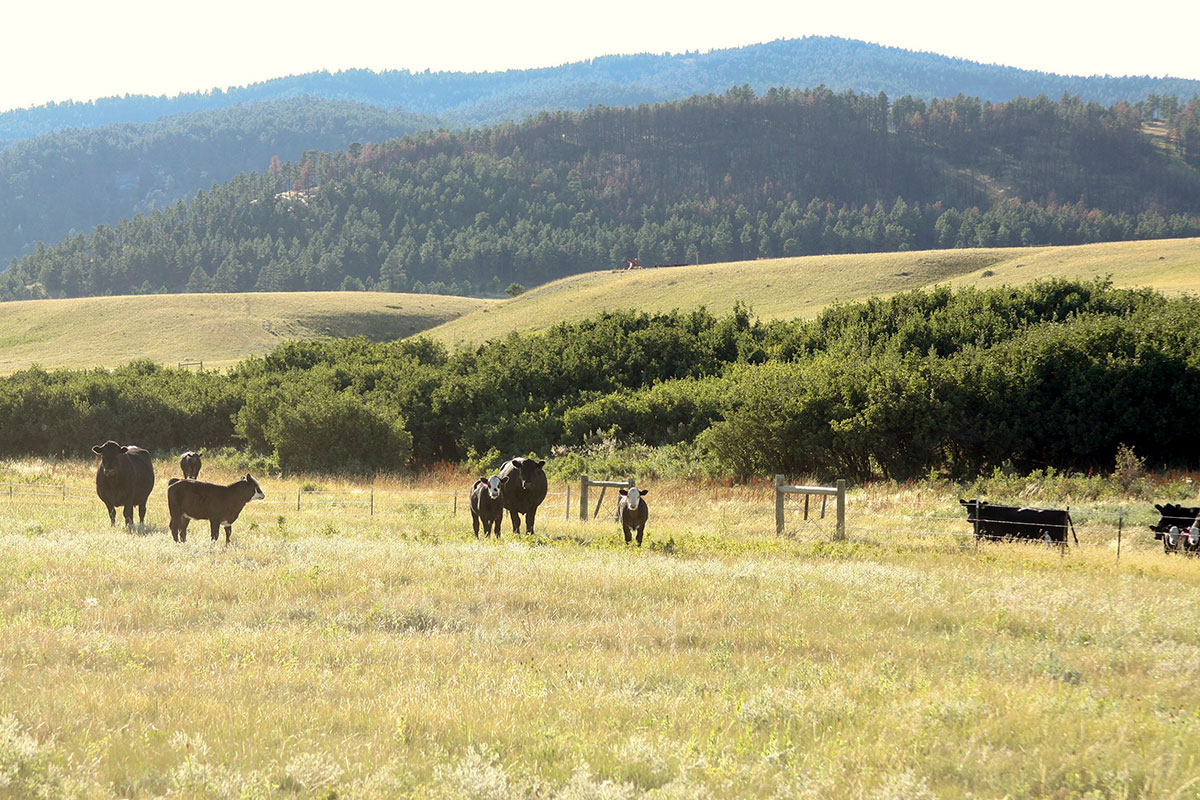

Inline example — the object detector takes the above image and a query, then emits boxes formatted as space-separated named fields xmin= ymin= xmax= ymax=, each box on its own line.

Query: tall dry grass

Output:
xmin=0 ymin=457 xmax=1198 ymax=797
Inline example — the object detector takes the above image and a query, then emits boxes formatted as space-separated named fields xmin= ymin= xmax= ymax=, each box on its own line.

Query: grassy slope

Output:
xmin=0 ymin=457 xmax=1198 ymax=797
xmin=427 ymin=237 xmax=1200 ymax=347
xmin=0 ymin=291 xmax=494 ymax=373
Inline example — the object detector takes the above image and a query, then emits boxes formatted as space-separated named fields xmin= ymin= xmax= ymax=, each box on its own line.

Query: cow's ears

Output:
xmin=638 ymin=490 xmax=648 ymax=497
xmin=245 ymin=473 xmax=252 ymax=480
xmin=91 ymin=445 xmax=102 ymax=455
xmin=958 ymin=499 xmax=969 ymax=506
xmin=500 ymin=475 xmax=510 ymax=483
xmin=536 ymin=460 xmax=545 ymax=468
xmin=1155 ymin=504 xmax=1164 ymax=512
xmin=619 ymin=489 xmax=628 ymax=496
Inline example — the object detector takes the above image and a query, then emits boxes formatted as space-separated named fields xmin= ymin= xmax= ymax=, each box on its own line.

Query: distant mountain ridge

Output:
xmin=4 ymin=36 xmax=1200 ymax=143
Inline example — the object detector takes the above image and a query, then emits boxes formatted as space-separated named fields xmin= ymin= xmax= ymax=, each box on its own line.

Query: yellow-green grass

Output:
xmin=0 ymin=291 xmax=494 ymax=374
xmin=427 ymin=237 xmax=1200 ymax=348
xmin=1 ymin=457 xmax=1200 ymax=797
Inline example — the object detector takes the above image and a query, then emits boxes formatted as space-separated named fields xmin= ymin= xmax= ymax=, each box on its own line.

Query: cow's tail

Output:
xmin=1067 ymin=507 xmax=1078 ymax=545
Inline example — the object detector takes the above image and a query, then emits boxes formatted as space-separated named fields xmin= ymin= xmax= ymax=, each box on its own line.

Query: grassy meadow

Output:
xmin=0 ymin=291 xmax=492 ymax=374
xmin=426 ymin=237 xmax=1200 ymax=348
xmin=1 ymin=456 xmax=1199 ymax=797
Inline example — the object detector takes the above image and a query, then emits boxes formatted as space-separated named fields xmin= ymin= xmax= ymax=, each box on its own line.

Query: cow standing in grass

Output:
xmin=498 ymin=457 xmax=547 ymax=536
xmin=179 ymin=451 xmax=202 ymax=480
xmin=470 ymin=475 xmax=505 ymax=538
xmin=167 ymin=474 xmax=264 ymax=544
xmin=617 ymin=486 xmax=649 ymax=546
xmin=1150 ymin=503 xmax=1200 ymax=554
xmin=93 ymin=440 xmax=154 ymax=530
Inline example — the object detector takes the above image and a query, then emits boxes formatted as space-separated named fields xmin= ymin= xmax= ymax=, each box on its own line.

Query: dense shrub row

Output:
xmin=1 ymin=279 xmax=1196 ymax=480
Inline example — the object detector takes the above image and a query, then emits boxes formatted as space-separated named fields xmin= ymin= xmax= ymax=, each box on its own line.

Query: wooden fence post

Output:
xmin=775 ymin=475 xmax=785 ymax=535
xmin=566 ymin=484 xmax=571 ymax=520
xmin=296 ymin=489 xmax=301 ymax=511
xmin=1117 ymin=510 xmax=1123 ymax=563
xmin=579 ymin=475 xmax=589 ymax=521
xmin=370 ymin=488 xmax=374 ymax=516
xmin=835 ymin=479 xmax=846 ymax=541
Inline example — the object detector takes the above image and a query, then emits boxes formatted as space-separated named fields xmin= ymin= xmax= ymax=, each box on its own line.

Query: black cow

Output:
xmin=959 ymin=499 xmax=1077 ymax=544
xmin=179 ymin=451 xmax=202 ymax=480
xmin=498 ymin=457 xmax=548 ymax=535
xmin=470 ymin=475 xmax=505 ymax=538
xmin=92 ymin=440 xmax=155 ymax=530
xmin=167 ymin=474 xmax=264 ymax=544
xmin=617 ymin=486 xmax=649 ymax=546
xmin=1150 ymin=503 xmax=1200 ymax=554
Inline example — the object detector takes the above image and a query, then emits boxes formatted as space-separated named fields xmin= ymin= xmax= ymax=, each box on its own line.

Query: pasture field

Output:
xmin=1 ymin=457 xmax=1200 ymax=797
xmin=0 ymin=291 xmax=493 ymax=374
xmin=426 ymin=237 xmax=1200 ymax=347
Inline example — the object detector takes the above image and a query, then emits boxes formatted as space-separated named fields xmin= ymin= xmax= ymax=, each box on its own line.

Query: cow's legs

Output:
xmin=471 ymin=512 xmax=481 ymax=538
xmin=122 ymin=505 xmax=135 ymax=529
xmin=178 ymin=519 xmax=189 ymax=542
xmin=137 ymin=502 xmax=147 ymax=526
xmin=210 ymin=520 xmax=222 ymax=541
xmin=105 ymin=504 xmax=117 ymax=526
xmin=623 ymin=524 xmax=632 ymax=545
xmin=525 ymin=507 xmax=537 ymax=535
xmin=509 ymin=509 xmax=522 ymax=534
xmin=636 ymin=524 xmax=644 ymax=547
xmin=224 ymin=525 xmax=232 ymax=545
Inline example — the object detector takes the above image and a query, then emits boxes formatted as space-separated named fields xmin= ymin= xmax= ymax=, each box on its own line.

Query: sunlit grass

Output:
xmin=0 ymin=291 xmax=493 ymax=374
xmin=426 ymin=237 xmax=1200 ymax=348
xmin=0 ymin=458 xmax=1199 ymax=797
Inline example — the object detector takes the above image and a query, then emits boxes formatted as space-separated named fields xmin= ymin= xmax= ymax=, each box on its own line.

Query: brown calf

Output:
xmin=167 ymin=474 xmax=264 ymax=544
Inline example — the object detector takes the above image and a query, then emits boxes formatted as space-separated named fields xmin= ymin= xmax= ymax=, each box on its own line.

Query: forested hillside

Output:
xmin=0 ymin=98 xmax=438 ymax=266
xmin=1 ymin=280 xmax=1196 ymax=480
xmin=5 ymin=87 xmax=1199 ymax=301
xmin=3 ymin=37 xmax=1200 ymax=143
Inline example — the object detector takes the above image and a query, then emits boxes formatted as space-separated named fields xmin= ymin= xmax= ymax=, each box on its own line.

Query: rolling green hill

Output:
xmin=0 ymin=291 xmax=491 ymax=373
xmin=425 ymin=237 xmax=1200 ymax=347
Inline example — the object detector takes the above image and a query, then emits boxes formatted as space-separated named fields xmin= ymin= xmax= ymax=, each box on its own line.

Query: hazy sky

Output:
xmin=4 ymin=0 xmax=1198 ymax=112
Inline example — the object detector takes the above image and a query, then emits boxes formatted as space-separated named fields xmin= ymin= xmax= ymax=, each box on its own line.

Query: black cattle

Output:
xmin=617 ymin=487 xmax=649 ymax=546
xmin=167 ymin=474 xmax=264 ymax=544
xmin=959 ymin=499 xmax=1077 ymax=544
xmin=92 ymin=440 xmax=155 ymax=529
xmin=179 ymin=451 xmax=202 ymax=480
xmin=470 ymin=475 xmax=505 ymax=538
xmin=1150 ymin=503 xmax=1200 ymax=554
xmin=498 ymin=457 xmax=548 ymax=535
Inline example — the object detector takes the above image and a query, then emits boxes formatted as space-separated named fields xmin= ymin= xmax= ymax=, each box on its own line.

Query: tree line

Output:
xmin=4 ymin=87 xmax=1199 ymax=302
xmin=1 ymin=279 xmax=1196 ymax=482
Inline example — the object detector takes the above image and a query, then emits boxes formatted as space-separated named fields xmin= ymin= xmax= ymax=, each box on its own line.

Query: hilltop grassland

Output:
xmin=425 ymin=237 xmax=1200 ymax=347
xmin=1 ymin=456 xmax=1200 ymax=797
xmin=0 ymin=291 xmax=492 ymax=373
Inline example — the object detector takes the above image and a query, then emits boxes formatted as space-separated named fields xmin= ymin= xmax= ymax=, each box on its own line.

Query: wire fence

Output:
xmin=0 ymin=480 xmax=573 ymax=521
xmin=1 ymin=477 xmax=1183 ymax=558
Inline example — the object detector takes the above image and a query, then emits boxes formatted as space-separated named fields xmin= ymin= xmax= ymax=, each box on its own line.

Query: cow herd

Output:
xmin=90 ymin=445 xmax=653 ymax=547
xmin=87 ymin=440 xmax=1194 ymax=552
xmin=959 ymin=498 xmax=1200 ymax=555
xmin=91 ymin=440 xmax=264 ymax=544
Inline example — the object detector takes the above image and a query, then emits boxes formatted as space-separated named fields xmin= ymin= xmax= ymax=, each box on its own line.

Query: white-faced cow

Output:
xmin=498 ymin=457 xmax=548 ymax=536
xmin=1151 ymin=504 xmax=1200 ymax=554
xmin=167 ymin=474 xmax=264 ymax=544
xmin=959 ymin=499 xmax=1077 ymax=544
xmin=179 ymin=451 xmax=202 ymax=480
xmin=617 ymin=486 xmax=649 ymax=546
xmin=92 ymin=440 xmax=155 ymax=530
xmin=470 ymin=475 xmax=504 ymax=538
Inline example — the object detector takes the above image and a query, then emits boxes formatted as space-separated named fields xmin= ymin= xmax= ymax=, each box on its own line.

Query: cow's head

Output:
xmin=512 ymin=458 xmax=545 ymax=491
xmin=619 ymin=486 xmax=646 ymax=511
xmin=485 ymin=475 xmax=501 ymax=500
xmin=958 ymin=498 xmax=986 ymax=521
xmin=243 ymin=474 xmax=265 ymax=501
xmin=92 ymin=440 xmax=128 ymax=474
